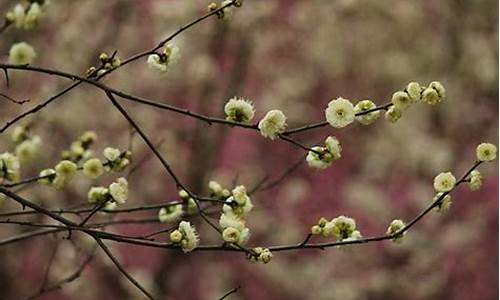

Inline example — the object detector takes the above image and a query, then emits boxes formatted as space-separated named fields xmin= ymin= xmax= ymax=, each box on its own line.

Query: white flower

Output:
xmin=6 ymin=4 xmax=25 ymax=28
xmin=82 ymin=158 xmax=104 ymax=179
xmin=177 ymin=221 xmax=199 ymax=253
xmin=15 ymin=137 xmax=40 ymax=161
xmin=325 ymin=97 xmax=355 ymax=128
xmin=232 ymin=185 xmax=249 ymax=205
xmin=306 ymin=147 xmax=332 ymax=169
xmin=208 ymin=180 xmax=224 ymax=197
xmin=223 ymin=195 xmax=253 ymax=217
xmin=386 ymin=219 xmax=406 ymax=243
xmin=429 ymin=81 xmax=446 ymax=99
xmin=24 ymin=3 xmax=42 ymax=29
xmin=331 ymin=216 xmax=357 ymax=240
xmin=0 ymin=152 xmax=20 ymax=181
xmin=147 ymin=43 xmax=180 ymax=73
xmin=258 ymin=248 xmax=273 ymax=264
xmin=224 ymin=97 xmax=255 ymax=123
xmin=38 ymin=168 xmax=56 ymax=186
xmin=476 ymin=143 xmax=497 ymax=162
xmin=354 ymin=100 xmax=380 ymax=125
xmin=325 ymin=136 xmax=342 ymax=159
xmin=9 ymin=42 xmax=36 ymax=65
xmin=385 ymin=106 xmax=402 ymax=123
xmin=422 ymin=82 xmax=445 ymax=105
xmin=306 ymin=136 xmax=342 ymax=170
xmin=103 ymin=147 xmax=121 ymax=161
xmin=343 ymin=230 xmax=362 ymax=242
xmin=11 ymin=126 xmax=27 ymax=144
xmin=222 ymin=227 xmax=240 ymax=243
xmin=258 ymin=110 xmax=287 ymax=139
xmin=433 ymin=193 xmax=452 ymax=213
xmin=158 ymin=204 xmax=183 ymax=223
xmin=88 ymin=187 xmax=109 ymax=204
xmin=109 ymin=177 xmax=128 ymax=204
xmin=433 ymin=172 xmax=456 ymax=192
xmin=391 ymin=91 xmax=411 ymax=110
xmin=406 ymin=82 xmax=422 ymax=102
xmin=468 ymin=170 xmax=482 ymax=191
xmin=55 ymin=160 xmax=77 ymax=181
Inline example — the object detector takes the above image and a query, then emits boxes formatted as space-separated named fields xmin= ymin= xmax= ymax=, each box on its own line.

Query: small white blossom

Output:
xmin=9 ymin=42 xmax=36 ymax=65
xmin=406 ymin=82 xmax=422 ymax=102
xmin=325 ymin=97 xmax=355 ymax=128
xmin=0 ymin=152 xmax=20 ymax=181
xmin=24 ymin=3 xmax=42 ymax=29
xmin=158 ymin=204 xmax=183 ymax=223
xmin=147 ymin=43 xmax=180 ymax=73
xmin=249 ymin=247 xmax=273 ymax=264
xmin=55 ymin=160 xmax=77 ymax=182
xmin=433 ymin=171 xmax=456 ymax=192
xmin=433 ymin=193 xmax=452 ymax=213
xmin=468 ymin=170 xmax=482 ymax=191
xmin=385 ymin=106 xmax=402 ymax=123
xmin=386 ymin=219 xmax=406 ymax=243
xmin=82 ymin=158 xmax=104 ymax=179
xmin=391 ymin=91 xmax=411 ymax=110
xmin=15 ymin=136 xmax=40 ymax=162
xmin=354 ymin=100 xmax=380 ymax=125
xmin=476 ymin=143 xmax=497 ymax=162
xmin=224 ymin=97 xmax=255 ymax=123
xmin=109 ymin=177 xmax=128 ymax=204
xmin=306 ymin=136 xmax=342 ymax=169
xmin=103 ymin=147 xmax=121 ymax=162
xmin=6 ymin=4 xmax=25 ymax=28
xmin=258 ymin=110 xmax=287 ymax=139
xmin=174 ymin=221 xmax=199 ymax=253
xmin=38 ymin=168 xmax=56 ymax=186
xmin=232 ymin=185 xmax=249 ymax=205
xmin=88 ymin=187 xmax=109 ymax=204
xmin=331 ymin=216 xmax=357 ymax=240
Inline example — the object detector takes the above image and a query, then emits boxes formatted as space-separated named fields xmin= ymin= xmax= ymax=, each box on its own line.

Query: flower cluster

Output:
xmin=177 ymin=189 xmax=198 ymax=213
xmin=258 ymin=110 xmax=287 ymax=139
xmin=306 ymin=136 xmax=342 ymax=169
xmin=5 ymin=1 xmax=50 ymax=30
xmin=386 ymin=81 xmax=446 ymax=123
xmin=86 ymin=52 xmax=121 ymax=78
xmin=324 ymin=81 xmax=446 ymax=127
xmin=61 ymin=131 xmax=97 ymax=163
xmin=386 ymin=219 xmax=406 ymax=243
xmin=219 ymin=185 xmax=253 ymax=245
xmin=11 ymin=125 xmax=41 ymax=162
xmin=158 ymin=203 xmax=183 ymax=223
xmin=147 ymin=43 xmax=180 ymax=74
xmin=170 ymin=221 xmax=199 ymax=253
xmin=87 ymin=177 xmax=128 ymax=210
xmin=208 ymin=180 xmax=231 ymax=199
xmin=311 ymin=216 xmax=361 ymax=241
xmin=247 ymin=247 xmax=273 ymax=264
xmin=9 ymin=42 xmax=36 ymax=65
xmin=103 ymin=147 xmax=131 ymax=173
xmin=38 ymin=160 xmax=77 ymax=189
xmin=224 ymin=97 xmax=255 ymax=123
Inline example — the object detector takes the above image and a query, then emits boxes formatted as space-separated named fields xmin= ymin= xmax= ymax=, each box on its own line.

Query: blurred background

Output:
xmin=0 ymin=0 xmax=498 ymax=299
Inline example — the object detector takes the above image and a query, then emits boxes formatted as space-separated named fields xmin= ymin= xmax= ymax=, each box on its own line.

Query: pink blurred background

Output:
xmin=0 ymin=0 xmax=498 ymax=299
